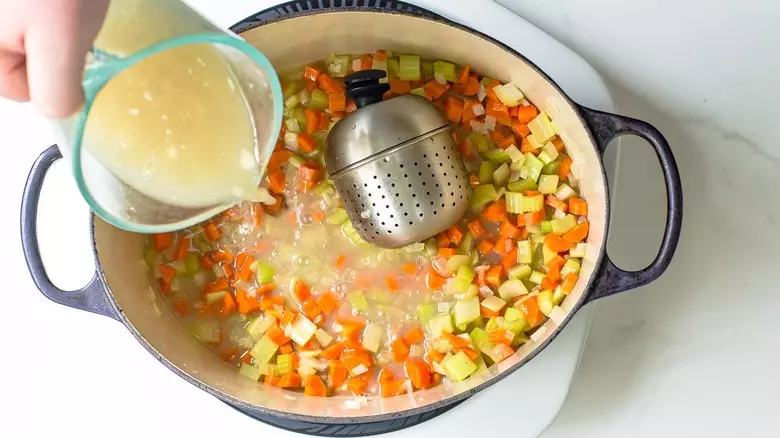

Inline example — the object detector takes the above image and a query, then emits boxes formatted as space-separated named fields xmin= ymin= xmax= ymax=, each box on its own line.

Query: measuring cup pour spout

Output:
xmin=49 ymin=0 xmax=283 ymax=234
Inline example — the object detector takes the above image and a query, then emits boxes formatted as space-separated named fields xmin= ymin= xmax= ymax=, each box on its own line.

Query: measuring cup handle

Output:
xmin=21 ymin=145 xmax=118 ymax=320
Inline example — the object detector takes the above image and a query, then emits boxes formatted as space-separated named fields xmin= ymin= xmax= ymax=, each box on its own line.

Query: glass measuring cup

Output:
xmin=50 ymin=0 xmax=283 ymax=234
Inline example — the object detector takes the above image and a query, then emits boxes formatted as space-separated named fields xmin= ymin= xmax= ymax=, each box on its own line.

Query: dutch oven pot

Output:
xmin=21 ymin=1 xmax=682 ymax=435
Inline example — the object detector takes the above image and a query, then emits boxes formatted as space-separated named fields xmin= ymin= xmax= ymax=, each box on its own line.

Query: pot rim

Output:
xmin=89 ymin=7 xmax=612 ymax=424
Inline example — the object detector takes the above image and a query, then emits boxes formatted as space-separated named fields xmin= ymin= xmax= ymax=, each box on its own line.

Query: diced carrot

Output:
xmin=485 ymin=98 xmax=511 ymax=126
xmin=461 ymin=99 xmax=479 ymax=124
xmin=502 ymin=248 xmax=518 ymax=272
xmin=334 ymin=255 xmax=347 ymax=270
xmin=389 ymin=338 xmax=410 ymax=362
xmin=204 ymin=223 xmax=221 ymax=241
xmin=151 ymin=232 xmax=174 ymax=252
xmin=292 ymin=278 xmax=312 ymax=303
xmin=401 ymin=263 xmax=419 ymax=278
xmin=296 ymin=133 xmax=317 ymax=153
xmin=405 ymin=360 xmax=432 ymax=389
xmin=457 ymin=138 xmax=476 ymax=160
xmin=446 ymin=225 xmax=464 ymax=245
xmin=158 ymin=264 xmax=177 ymax=284
xmin=297 ymin=160 xmax=324 ymax=183
xmin=281 ymin=308 xmax=298 ymax=326
xmin=173 ymin=235 xmax=190 ymax=261
xmin=301 ymin=300 xmax=322 ymax=320
xmin=497 ymin=134 xmax=516 ymax=150
xmin=277 ymin=372 xmax=302 ymax=389
xmin=424 ymin=80 xmax=450 ymax=100
xmin=200 ymin=251 xmax=214 ymax=270
xmin=380 ymin=379 xmax=404 ymax=398
xmin=373 ymin=50 xmax=388 ymax=61
xmin=444 ymin=96 xmax=464 ymax=123
xmin=425 ymin=267 xmax=447 ymax=290
xmin=490 ymin=130 xmax=504 ymax=144
xmin=356 ymin=54 xmax=373 ymax=71
xmin=303 ymin=65 xmax=322 ymax=82
xmin=562 ymin=273 xmax=579 ymax=295
xmin=304 ymin=80 xmax=318 ymax=93
xmin=435 ymin=232 xmax=451 ymax=248
xmin=202 ymin=278 xmax=230 ymax=296
xmin=545 ymin=233 xmax=574 ymax=252
xmin=564 ymin=221 xmax=589 ymax=243
xmin=317 ymin=74 xmax=344 ymax=94
xmin=499 ymin=221 xmax=520 ymax=239
xmin=328 ymin=92 xmax=347 ymax=112
xmin=569 ymin=198 xmax=588 ymax=216
xmin=347 ymin=376 xmax=368 ymax=396
xmin=354 ymin=272 xmax=374 ymax=289
xmin=558 ymin=156 xmax=573 ymax=180
xmin=386 ymin=275 xmax=401 ymax=292
xmin=461 ymin=76 xmax=480 ymax=96
xmin=157 ymin=278 xmax=172 ymax=296
xmin=516 ymin=104 xmax=539 ymax=123
xmin=443 ymin=332 xmax=471 ymax=349
xmin=267 ymin=168 xmax=286 ymax=194
xmin=483 ymin=79 xmax=501 ymax=101
xmin=551 ymin=136 xmax=566 ymax=152
xmin=491 ymin=344 xmax=515 ymax=363
xmin=519 ymin=296 xmax=544 ymax=327
xmin=316 ymin=292 xmax=339 ymax=315
xmin=268 ymin=150 xmax=294 ymax=174
xmin=220 ymin=292 xmax=237 ymax=317
xmin=313 ymin=314 xmax=327 ymax=327
xmin=259 ymin=295 xmax=285 ymax=310
xmin=467 ymin=219 xmax=485 ymax=239
xmin=262 ymin=194 xmax=285 ymax=216
xmin=482 ymin=199 xmax=507 ymax=222
xmin=329 ymin=360 xmax=348 ymax=390
xmin=486 ymin=265 xmax=503 ymax=287
xmin=234 ymin=252 xmax=255 ymax=282
xmin=267 ymin=325 xmax=290 ymax=346
xmin=480 ymin=306 xmax=499 ymax=318
xmin=256 ymin=283 xmax=276 ymax=296
xmin=345 ymin=99 xmax=357 ymax=113
xmin=458 ymin=64 xmax=471 ymax=84
xmin=304 ymin=375 xmax=327 ymax=397
xmin=511 ymin=120 xmax=531 ymax=137
xmin=172 ymin=298 xmax=189 ymax=317
xmin=389 ymin=78 xmax=412 ymax=94
xmin=437 ymin=247 xmax=457 ymax=258
xmin=240 ymin=350 xmax=253 ymax=364
xmin=304 ymin=109 xmax=322 ymax=135
xmin=279 ymin=343 xmax=294 ymax=355
xmin=341 ymin=349 xmax=373 ymax=373
xmin=403 ymin=327 xmax=425 ymax=345
xmin=520 ymin=136 xmax=536 ymax=154
xmin=546 ymin=195 xmax=568 ymax=212
xmin=454 ymin=346 xmax=480 ymax=361
xmin=524 ymin=190 xmax=541 ymax=196
xmin=546 ymin=255 xmax=567 ymax=272
xmin=477 ymin=239 xmax=494 ymax=256
xmin=541 ymin=277 xmax=559 ymax=291
xmin=322 ymin=342 xmax=346 ymax=360
xmin=264 ymin=375 xmax=280 ymax=386
xmin=378 ymin=367 xmax=395 ymax=383
xmin=426 ymin=349 xmax=446 ymax=365
xmin=523 ymin=210 xmax=546 ymax=226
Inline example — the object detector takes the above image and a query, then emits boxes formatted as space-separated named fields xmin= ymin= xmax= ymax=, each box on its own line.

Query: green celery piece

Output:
xmin=456 ymin=265 xmax=476 ymax=284
xmin=561 ymin=259 xmax=581 ymax=276
xmin=453 ymin=297 xmax=481 ymax=326
xmin=537 ymin=289 xmax=554 ymax=316
xmin=530 ymin=244 xmax=545 ymax=270
xmin=446 ymin=254 xmax=471 ymax=273
xmin=283 ymin=81 xmax=302 ymax=99
xmin=469 ymin=132 xmax=491 ymax=153
xmin=478 ymin=161 xmax=496 ymax=184
xmin=287 ymin=155 xmax=305 ymax=169
xmin=246 ymin=315 xmax=275 ymax=341
xmin=504 ymin=307 xmax=526 ymax=323
xmin=506 ymin=192 xmax=524 ymax=214
xmin=443 ymin=351 xmax=478 ymax=381
xmin=493 ymin=163 xmax=510 ymax=187
xmin=516 ymin=240 xmax=533 ymax=264
xmin=387 ymin=57 xmax=400 ymax=79
xmin=469 ymin=327 xmax=489 ymax=347
xmin=528 ymin=111 xmax=556 ymax=143
xmin=369 ymin=289 xmax=393 ymax=304
xmin=523 ymin=152 xmax=545 ymax=182
xmin=504 ymin=318 xmax=525 ymax=336
xmin=184 ymin=252 xmax=200 ymax=275
xmin=326 ymin=208 xmax=349 ymax=225
xmin=552 ymin=286 xmax=566 ymax=306
xmin=541 ymin=159 xmax=562 ymax=175
xmin=485 ymin=149 xmax=511 ymax=164
xmin=470 ymin=184 xmax=498 ymax=213
xmin=508 ymin=264 xmax=532 ymax=280
xmin=498 ymin=279 xmax=529 ymax=301
xmin=348 ymin=292 xmax=369 ymax=312
xmin=254 ymin=261 xmax=274 ymax=284
xmin=538 ymin=174 xmax=559 ymax=194
xmin=433 ymin=61 xmax=458 ymax=82
xmin=341 ymin=220 xmax=357 ymax=237
xmin=308 ymin=89 xmax=329 ymax=110
xmin=424 ymin=238 xmax=438 ymax=257
xmin=551 ymin=214 xmax=578 ymax=234
xmin=143 ymin=245 xmax=156 ymax=269
xmin=285 ymin=117 xmax=301 ymax=134
xmin=204 ymin=291 xmax=227 ymax=305
xmin=192 ymin=320 xmax=220 ymax=344
xmin=508 ymin=178 xmax=537 ymax=193
xmin=521 ymin=194 xmax=544 ymax=212
xmin=527 ymin=226 xmax=545 ymax=238
xmin=466 ymin=317 xmax=485 ymax=333
xmin=281 ymin=69 xmax=304 ymax=84
xmin=411 ymin=87 xmax=426 ymax=97
xmin=327 ymin=54 xmax=350 ymax=77
xmin=451 ymin=278 xmax=472 ymax=294
xmin=419 ymin=303 xmax=437 ymax=323
xmin=239 ymin=363 xmax=262 ymax=381
xmin=284 ymin=93 xmax=300 ymax=110
xmin=287 ymin=107 xmax=306 ymax=131
xmin=421 ymin=60 xmax=434 ymax=81
xmin=540 ymin=221 xmax=553 ymax=235
xmin=251 ymin=334 xmax=279 ymax=364
xmin=485 ymin=316 xmax=499 ymax=331
xmin=429 ymin=314 xmax=454 ymax=337
xmin=256 ymin=363 xmax=279 ymax=377
xmin=480 ymin=77 xmax=496 ymax=88
xmin=276 ymin=354 xmax=294 ymax=374
xmin=537 ymin=150 xmax=555 ymax=165
xmin=529 ymin=270 xmax=546 ymax=284
xmin=399 ymin=55 xmax=421 ymax=81
xmin=543 ymin=244 xmax=557 ymax=265
xmin=458 ymin=231 xmax=474 ymax=253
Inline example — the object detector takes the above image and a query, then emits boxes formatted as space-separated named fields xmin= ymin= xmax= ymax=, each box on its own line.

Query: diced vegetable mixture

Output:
xmin=144 ymin=50 xmax=590 ymax=398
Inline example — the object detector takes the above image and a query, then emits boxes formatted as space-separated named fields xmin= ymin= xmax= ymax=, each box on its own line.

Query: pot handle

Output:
xmin=20 ymin=145 xmax=118 ymax=320
xmin=578 ymin=106 xmax=683 ymax=302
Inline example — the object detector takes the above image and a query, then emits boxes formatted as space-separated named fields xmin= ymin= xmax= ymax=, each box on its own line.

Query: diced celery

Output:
xmin=247 ymin=315 xmax=276 ymax=341
xmin=450 ymin=278 xmax=471 ymax=295
xmin=432 ymin=337 xmax=453 ymax=354
xmin=387 ymin=57 xmax=400 ymax=78
xmin=455 ymin=284 xmax=479 ymax=301
xmin=314 ymin=328 xmax=333 ymax=347
xmin=543 ymin=142 xmax=560 ymax=161
xmin=182 ymin=252 xmax=200 ymax=276
xmin=458 ymin=232 xmax=474 ymax=253
xmin=506 ymin=192 xmax=524 ymax=214
xmin=505 ymin=318 xmax=525 ymax=335
xmin=505 ymin=145 xmax=524 ymax=163
xmin=285 ymin=117 xmax=301 ymax=133
xmin=494 ymin=83 xmax=524 ymax=107
xmin=551 ymin=214 xmax=578 ymax=234
xmin=453 ymin=297 xmax=481 ymax=327
xmin=289 ymin=315 xmax=317 ymax=346
xmin=277 ymin=354 xmax=294 ymax=374
xmin=341 ymin=220 xmax=357 ymax=237
xmin=470 ymin=184 xmax=498 ymax=212
xmin=521 ymin=194 xmax=544 ymax=212
xmin=399 ymin=55 xmax=421 ymax=80
xmin=478 ymin=161 xmax=496 ymax=184
xmin=516 ymin=240 xmax=533 ymax=264
xmin=447 ymin=254 xmax=471 ymax=273
xmin=417 ymin=303 xmax=436 ymax=324
xmin=405 ymin=242 xmax=426 ymax=253
xmin=372 ymin=59 xmax=388 ymax=82
xmin=523 ymin=153 xmax=544 ymax=182
xmin=327 ymin=54 xmax=350 ymax=77
xmin=362 ymin=324 xmax=383 ymax=353
xmin=308 ymin=88 xmax=329 ymax=110
xmin=552 ymin=286 xmax=566 ymax=306
xmin=324 ymin=208 xmax=348 ymax=226
xmin=143 ymin=245 xmax=157 ymax=269
xmin=469 ymin=327 xmax=489 ymax=347
xmin=537 ymin=151 xmax=555 ymax=165
xmin=510 ymin=160 xmax=526 ymax=172
xmin=493 ymin=163 xmax=510 ymax=187
xmin=257 ymin=363 xmax=279 ymax=377
xmin=526 ymin=134 xmax=545 ymax=151
xmin=287 ymin=154 xmax=305 ymax=169
xmin=541 ymin=159 xmax=562 ymax=175
xmin=421 ymin=60 xmax=434 ymax=80
xmin=508 ymin=264 xmax=532 ymax=280
xmin=443 ymin=351 xmax=478 ymax=381
xmin=504 ymin=307 xmax=526 ymax=324
xmin=457 ymin=265 xmax=476 ymax=284
xmin=508 ymin=178 xmax=537 ymax=193
xmin=369 ymin=289 xmax=393 ymax=304
xmin=529 ymin=271 xmax=545 ymax=284
xmin=485 ymin=316 xmax=499 ymax=331
xmin=283 ymin=81 xmax=302 ymax=99
xmin=204 ymin=291 xmax=228 ymax=305
xmin=497 ymin=279 xmax=529 ymax=301
xmin=411 ymin=87 xmax=426 ymax=97
xmin=480 ymin=77 xmax=495 ymax=87
xmin=527 ymin=226 xmax=544 ymax=237
xmin=469 ymin=132 xmax=491 ymax=153
xmin=543 ymin=244 xmax=558 ymax=265
xmin=348 ymin=292 xmax=369 ymax=312
xmin=433 ymin=61 xmax=458 ymax=82
xmin=528 ymin=112 xmax=557 ymax=143
xmin=191 ymin=320 xmax=220 ymax=344
xmin=253 ymin=261 xmax=274 ymax=284
xmin=555 ymin=184 xmax=577 ymax=201
xmin=561 ymin=259 xmax=581 ymax=277
xmin=288 ymin=107 xmax=306 ymax=130
xmin=251 ymin=334 xmax=279 ymax=364
xmin=284 ymin=93 xmax=300 ymax=110
xmin=540 ymin=221 xmax=553 ymax=235
xmin=481 ymin=296 xmax=507 ymax=313
xmin=538 ymin=289 xmax=554 ymax=316
xmin=486 ymin=149 xmax=511 ymax=164
xmin=569 ymin=243 xmax=587 ymax=258
xmin=239 ymin=363 xmax=262 ymax=381
xmin=538 ymin=175 xmax=560 ymax=194
xmin=424 ymin=238 xmax=438 ymax=258
xmin=429 ymin=314 xmax=454 ymax=337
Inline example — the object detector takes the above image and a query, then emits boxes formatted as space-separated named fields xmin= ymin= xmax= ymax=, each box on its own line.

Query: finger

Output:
xmin=0 ymin=50 xmax=29 ymax=102
xmin=24 ymin=0 xmax=108 ymax=118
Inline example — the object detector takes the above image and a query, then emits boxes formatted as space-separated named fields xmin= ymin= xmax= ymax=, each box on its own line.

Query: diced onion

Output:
xmin=409 ymin=344 xmax=425 ymax=357
xmin=484 ymin=115 xmax=497 ymax=131
xmin=530 ymin=326 xmax=548 ymax=343
xmin=567 ymin=172 xmax=580 ymax=188
xmin=351 ymin=364 xmax=369 ymax=376
xmin=553 ymin=209 xmax=567 ymax=220
xmin=549 ymin=306 xmax=567 ymax=325
xmin=474 ymin=265 xmax=490 ymax=273
xmin=434 ymin=72 xmax=447 ymax=85
xmin=299 ymin=89 xmax=310 ymax=106
xmin=470 ymin=120 xmax=487 ymax=134
xmin=437 ymin=301 xmax=453 ymax=313
xmin=284 ymin=132 xmax=299 ymax=150
xmin=479 ymin=286 xmax=494 ymax=298
xmin=432 ymin=257 xmax=451 ymax=277
xmin=578 ymin=216 xmax=588 ymax=224
xmin=472 ymin=102 xmax=485 ymax=117
xmin=477 ymin=84 xmax=487 ymax=102
xmin=352 ymin=59 xmax=362 ymax=72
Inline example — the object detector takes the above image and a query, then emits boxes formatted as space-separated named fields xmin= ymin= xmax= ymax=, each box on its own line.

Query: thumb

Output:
xmin=24 ymin=0 xmax=108 ymax=119
xmin=0 ymin=50 xmax=29 ymax=102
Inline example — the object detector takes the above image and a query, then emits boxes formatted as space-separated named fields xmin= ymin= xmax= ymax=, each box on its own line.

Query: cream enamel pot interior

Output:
xmin=21 ymin=2 xmax=683 ymax=431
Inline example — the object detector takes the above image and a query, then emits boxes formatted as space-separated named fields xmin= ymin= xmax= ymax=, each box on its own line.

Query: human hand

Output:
xmin=0 ymin=0 xmax=110 ymax=118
